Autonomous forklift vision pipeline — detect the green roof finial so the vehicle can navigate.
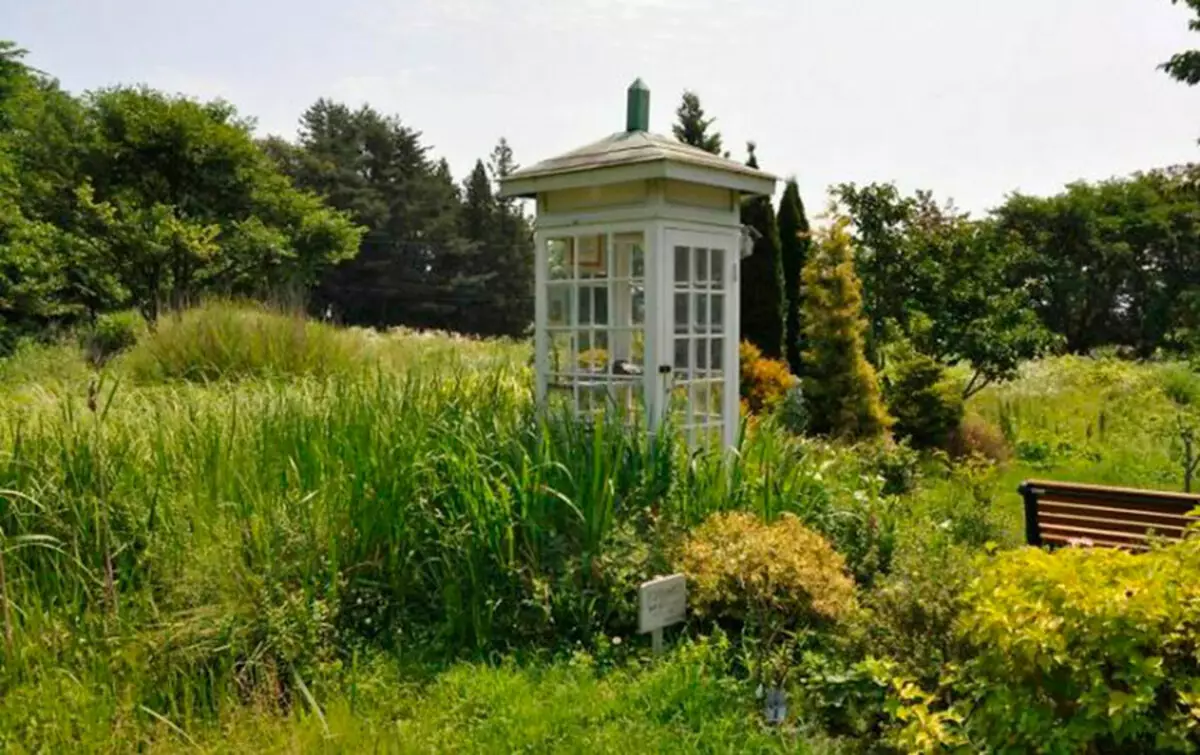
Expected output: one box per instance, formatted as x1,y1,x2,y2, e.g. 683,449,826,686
626,78,650,133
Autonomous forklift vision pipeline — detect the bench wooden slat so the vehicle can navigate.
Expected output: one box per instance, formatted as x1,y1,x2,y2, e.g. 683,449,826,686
1038,513,1187,539
1038,492,1194,515
1041,533,1149,551
1021,480,1200,550
1038,501,1193,529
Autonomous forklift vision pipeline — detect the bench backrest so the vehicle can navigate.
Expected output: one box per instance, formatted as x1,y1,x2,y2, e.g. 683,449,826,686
1020,479,1200,549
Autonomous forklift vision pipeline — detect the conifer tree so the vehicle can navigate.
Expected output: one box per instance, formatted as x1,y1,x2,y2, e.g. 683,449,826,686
739,142,786,358
801,218,891,439
777,179,812,375
672,91,723,155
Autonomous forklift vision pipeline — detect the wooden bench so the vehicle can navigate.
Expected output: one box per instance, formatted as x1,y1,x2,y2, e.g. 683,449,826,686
1019,479,1200,549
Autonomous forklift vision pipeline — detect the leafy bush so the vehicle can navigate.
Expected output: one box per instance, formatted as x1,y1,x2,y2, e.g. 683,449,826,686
852,542,974,685
739,340,797,414
678,512,857,632
777,383,809,435
883,348,963,450
953,541,1200,752
947,413,1010,463
123,300,368,381
1161,363,1200,407
79,309,147,365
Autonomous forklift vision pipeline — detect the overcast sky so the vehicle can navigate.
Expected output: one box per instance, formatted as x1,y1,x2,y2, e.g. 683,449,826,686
4,0,1198,214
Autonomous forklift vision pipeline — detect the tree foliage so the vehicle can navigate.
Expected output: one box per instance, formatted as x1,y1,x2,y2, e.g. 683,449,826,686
672,90,723,155
995,167,1200,358
740,143,786,359
801,219,891,440
777,178,811,375
1162,0,1200,86
271,100,533,336
834,183,1056,396
0,46,362,351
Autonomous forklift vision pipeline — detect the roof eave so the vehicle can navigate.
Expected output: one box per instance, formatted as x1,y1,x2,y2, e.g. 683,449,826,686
499,160,776,199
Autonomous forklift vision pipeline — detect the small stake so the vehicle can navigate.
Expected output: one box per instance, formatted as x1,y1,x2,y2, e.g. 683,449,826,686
651,628,663,655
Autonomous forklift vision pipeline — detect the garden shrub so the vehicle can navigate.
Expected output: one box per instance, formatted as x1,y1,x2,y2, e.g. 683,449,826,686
953,540,1200,752
79,309,147,365
852,542,974,686
678,512,857,632
883,347,963,450
947,413,1010,463
124,300,368,381
777,383,809,435
739,340,797,414
800,219,891,440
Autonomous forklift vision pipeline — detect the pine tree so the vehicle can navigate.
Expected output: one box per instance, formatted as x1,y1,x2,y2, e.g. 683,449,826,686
801,218,891,440
777,179,812,375
672,91,723,155
487,138,534,337
739,142,786,359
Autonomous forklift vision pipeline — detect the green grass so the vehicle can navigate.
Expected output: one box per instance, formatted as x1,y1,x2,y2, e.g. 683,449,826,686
0,303,1194,752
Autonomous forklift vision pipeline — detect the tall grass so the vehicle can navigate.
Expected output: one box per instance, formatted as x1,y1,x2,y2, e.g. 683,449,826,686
3,303,1189,749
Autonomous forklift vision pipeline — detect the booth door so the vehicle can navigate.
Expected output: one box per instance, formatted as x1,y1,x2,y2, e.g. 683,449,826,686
665,230,738,447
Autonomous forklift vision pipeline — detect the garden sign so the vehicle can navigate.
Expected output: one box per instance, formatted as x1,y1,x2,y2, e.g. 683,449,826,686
638,573,686,654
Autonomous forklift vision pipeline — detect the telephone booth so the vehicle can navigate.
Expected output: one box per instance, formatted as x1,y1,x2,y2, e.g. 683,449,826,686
499,79,777,447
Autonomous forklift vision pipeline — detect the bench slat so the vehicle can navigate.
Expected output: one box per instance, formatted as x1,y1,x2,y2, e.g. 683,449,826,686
1041,532,1149,551
1038,511,1189,537
1038,492,1194,515
1039,522,1158,546
1038,500,1193,529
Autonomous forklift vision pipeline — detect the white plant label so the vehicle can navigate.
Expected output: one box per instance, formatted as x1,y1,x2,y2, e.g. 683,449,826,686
638,573,686,634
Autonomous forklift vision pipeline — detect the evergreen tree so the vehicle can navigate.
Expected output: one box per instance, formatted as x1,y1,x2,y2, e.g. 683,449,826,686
801,218,891,440
672,91,723,155
777,179,812,375
487,137,534,337
739,142,786,358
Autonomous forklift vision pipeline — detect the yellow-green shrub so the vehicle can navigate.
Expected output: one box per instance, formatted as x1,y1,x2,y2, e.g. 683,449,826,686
739,341,797,414
678,512,857,630
954,541,1200,752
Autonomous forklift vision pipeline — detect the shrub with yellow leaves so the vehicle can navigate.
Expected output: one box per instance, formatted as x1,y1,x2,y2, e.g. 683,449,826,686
739,341,798,415
678,511,857,631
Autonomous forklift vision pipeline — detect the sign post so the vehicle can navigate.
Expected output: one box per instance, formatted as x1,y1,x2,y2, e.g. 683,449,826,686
638,574,686,655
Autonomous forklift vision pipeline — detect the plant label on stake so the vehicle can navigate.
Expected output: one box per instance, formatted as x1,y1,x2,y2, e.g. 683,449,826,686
638,574,686,654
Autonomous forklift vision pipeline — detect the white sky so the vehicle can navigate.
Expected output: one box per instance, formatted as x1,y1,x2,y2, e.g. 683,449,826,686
4,0,1198,214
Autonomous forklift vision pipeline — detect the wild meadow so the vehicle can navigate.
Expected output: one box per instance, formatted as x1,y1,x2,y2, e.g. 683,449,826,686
1,303,1199,753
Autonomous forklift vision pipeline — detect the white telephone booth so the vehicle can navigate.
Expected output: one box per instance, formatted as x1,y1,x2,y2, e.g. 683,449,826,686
499,79,777,448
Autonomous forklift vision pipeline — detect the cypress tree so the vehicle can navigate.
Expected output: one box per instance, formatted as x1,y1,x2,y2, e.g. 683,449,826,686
801,218,891,440
739,142,786,359
777,179,812,375
672,90,723,155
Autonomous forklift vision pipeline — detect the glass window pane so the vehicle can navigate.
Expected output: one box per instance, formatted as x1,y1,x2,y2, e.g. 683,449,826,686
578,287,592,326
674,246,690,287
694,248,708,284
710,337,724,372
693,293,708,332
696,337,709,372
632,286,645,325
594,286,609,325
711,383,725,418
674,293,689,334
711,248,725,289
548,284,572,327
711,294,724,333
549,238,573,280
616,232,645,280
673,338,690,375
578,234,607,279
691,383,709,422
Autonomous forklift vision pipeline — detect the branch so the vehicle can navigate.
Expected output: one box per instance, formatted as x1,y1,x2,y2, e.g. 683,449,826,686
962,370,992,400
